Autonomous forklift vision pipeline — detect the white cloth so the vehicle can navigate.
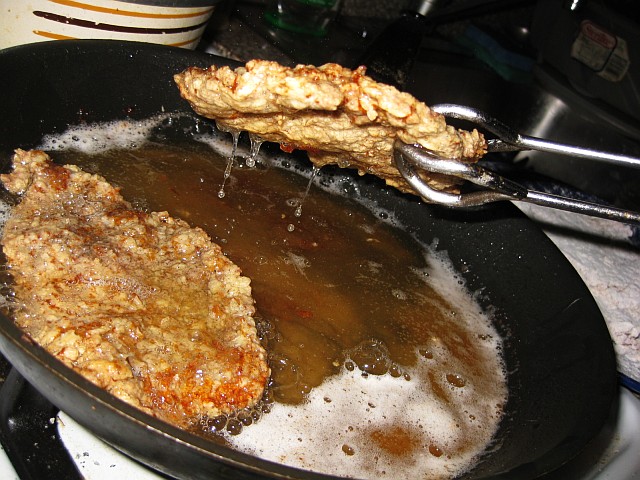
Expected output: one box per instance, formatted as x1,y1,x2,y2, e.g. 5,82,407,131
517,203,640,382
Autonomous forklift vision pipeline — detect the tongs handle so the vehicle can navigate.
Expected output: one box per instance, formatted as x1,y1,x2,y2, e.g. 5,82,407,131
431,104,640,170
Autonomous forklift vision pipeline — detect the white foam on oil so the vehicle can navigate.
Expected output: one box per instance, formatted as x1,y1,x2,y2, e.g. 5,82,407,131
283,252,310,277
38,114,172,154
0,200,11,236
227,252,505,480
0,199,13,310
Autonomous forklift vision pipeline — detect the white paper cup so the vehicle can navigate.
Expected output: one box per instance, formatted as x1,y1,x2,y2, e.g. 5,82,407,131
1,0,220,50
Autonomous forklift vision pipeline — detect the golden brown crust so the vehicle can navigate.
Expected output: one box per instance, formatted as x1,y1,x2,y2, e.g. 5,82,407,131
174,60,487,194
0,149,269,427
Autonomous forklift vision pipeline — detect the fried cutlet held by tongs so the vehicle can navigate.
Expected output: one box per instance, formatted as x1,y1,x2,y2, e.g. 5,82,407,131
174,60,487,195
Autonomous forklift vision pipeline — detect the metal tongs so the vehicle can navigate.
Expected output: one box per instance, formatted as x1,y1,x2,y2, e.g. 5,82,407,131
394,104,640,226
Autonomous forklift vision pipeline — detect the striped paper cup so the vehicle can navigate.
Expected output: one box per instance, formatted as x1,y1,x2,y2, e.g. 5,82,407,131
1,0,220,50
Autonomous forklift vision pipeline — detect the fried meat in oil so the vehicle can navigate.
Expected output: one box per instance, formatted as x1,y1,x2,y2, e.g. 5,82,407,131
0,149,269,428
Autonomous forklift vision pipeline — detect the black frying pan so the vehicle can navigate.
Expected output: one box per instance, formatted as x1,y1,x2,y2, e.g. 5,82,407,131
0,40,617,479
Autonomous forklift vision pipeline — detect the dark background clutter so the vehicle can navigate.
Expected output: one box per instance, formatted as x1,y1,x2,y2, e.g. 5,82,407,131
197,0,640,211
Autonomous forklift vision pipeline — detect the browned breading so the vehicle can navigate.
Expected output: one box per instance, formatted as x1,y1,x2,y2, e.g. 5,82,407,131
174,60,487,194
0,149,269,428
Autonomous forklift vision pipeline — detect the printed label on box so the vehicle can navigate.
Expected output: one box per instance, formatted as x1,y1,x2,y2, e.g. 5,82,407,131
571,20,630,82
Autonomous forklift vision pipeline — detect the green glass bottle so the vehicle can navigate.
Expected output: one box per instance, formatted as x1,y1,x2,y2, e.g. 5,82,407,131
264,0,342,37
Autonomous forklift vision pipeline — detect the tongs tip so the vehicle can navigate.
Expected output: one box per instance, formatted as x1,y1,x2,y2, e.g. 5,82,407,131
393,141,527,208
393,107,640,226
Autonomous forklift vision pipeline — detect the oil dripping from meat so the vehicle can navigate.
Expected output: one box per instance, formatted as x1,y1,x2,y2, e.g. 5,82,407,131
246,133,264,168
214,121,240,198
286,166,321,232
215,126,266,199
293,166,321,218
214,124,322,230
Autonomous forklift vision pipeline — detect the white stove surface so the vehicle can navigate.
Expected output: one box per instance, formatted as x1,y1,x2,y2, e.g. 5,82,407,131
1,388,638,480
0,444,18,480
